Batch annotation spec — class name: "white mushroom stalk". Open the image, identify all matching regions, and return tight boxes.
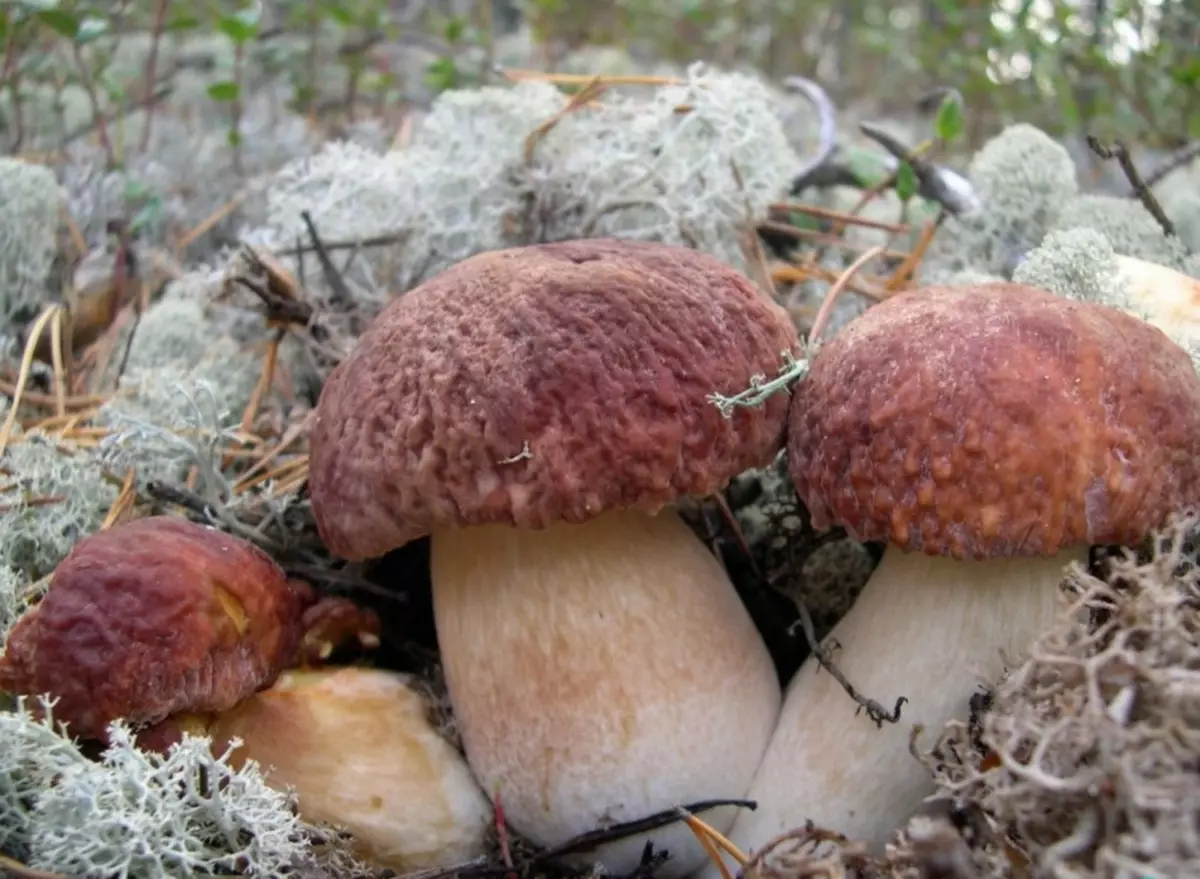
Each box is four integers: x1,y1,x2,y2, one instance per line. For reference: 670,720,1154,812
432,506,781,877
700,544,1083,874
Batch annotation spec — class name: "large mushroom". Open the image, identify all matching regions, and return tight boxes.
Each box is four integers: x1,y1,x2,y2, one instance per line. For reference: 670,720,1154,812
306,238,797,876
710,282,1200,864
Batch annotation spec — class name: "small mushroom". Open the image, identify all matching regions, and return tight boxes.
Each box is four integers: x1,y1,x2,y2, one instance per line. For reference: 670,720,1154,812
1111,254,1200,349
205,666,494,873
712,282,1200,863
0,515,313,743
307,239,797,876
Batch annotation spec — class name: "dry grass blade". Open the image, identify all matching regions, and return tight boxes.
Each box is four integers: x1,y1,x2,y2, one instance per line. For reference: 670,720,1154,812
0,303,66,457
58,203,87,261
771,262,889,302
0,852,66,879
233,411,313,493
48,299,68,418
808,245,886,347
769,202,909,234
678,808,750,879
524,79,608,164
500,68,684,87
100,467,138,530
887,216,938,291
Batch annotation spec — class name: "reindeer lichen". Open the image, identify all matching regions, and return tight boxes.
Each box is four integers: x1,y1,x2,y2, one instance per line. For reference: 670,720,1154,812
921,124,1077,282
0,158,67,331
926,513,1200,877
0,699,315,877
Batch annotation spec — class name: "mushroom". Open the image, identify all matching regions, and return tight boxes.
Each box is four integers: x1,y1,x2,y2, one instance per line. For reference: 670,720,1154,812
206,666,494,873
306,238,797,876
710,282,1200,864
0,515,313,743
1111,255,1200,349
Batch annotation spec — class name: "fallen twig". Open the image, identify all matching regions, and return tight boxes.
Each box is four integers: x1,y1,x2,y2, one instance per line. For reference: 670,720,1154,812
1086,135,1176,237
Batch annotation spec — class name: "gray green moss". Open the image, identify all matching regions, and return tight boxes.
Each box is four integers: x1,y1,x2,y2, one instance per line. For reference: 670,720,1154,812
1012,227,1127,306
0,158,67,331
922,123,1078,282
1050,194,1193,270
0,432,117,580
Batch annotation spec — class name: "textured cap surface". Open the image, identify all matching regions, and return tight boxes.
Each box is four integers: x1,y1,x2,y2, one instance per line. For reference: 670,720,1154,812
0,515,312,740
308,238,800,560
788,282,1200,559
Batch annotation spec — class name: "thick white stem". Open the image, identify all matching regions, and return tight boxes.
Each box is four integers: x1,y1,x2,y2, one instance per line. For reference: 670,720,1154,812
700,545,1084,875
431,506,781,878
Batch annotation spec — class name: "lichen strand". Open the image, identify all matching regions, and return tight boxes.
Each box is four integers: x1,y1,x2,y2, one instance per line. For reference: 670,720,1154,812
788,283,1200,559
308,238,799,561
0,516,312,741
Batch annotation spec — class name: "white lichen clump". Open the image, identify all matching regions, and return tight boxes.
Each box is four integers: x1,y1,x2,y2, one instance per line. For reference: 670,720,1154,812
58,93,318,261
1012,227,1127,305
922,123,1078,281
89,274,263,490
250,63,799,303
0,158,66,330
1,700,313,877
531,63,801,270
0,565,26,650
0,432,118,578
1051,193,1194,270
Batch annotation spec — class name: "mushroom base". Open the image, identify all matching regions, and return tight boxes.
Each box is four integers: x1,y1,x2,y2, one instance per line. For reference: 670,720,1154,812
430,506,782,878
703,544,1086,875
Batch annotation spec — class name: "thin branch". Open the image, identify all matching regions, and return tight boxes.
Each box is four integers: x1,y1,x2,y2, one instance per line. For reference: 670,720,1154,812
1086,135,1176,237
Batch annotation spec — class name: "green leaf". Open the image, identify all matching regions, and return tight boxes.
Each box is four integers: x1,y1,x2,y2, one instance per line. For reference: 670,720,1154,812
227,127,242,147
34,8,78,38
934,93,965,142
895,161,918,202
322,3,355,26
845,147,890,188
217,8,260,43
166,12,201,30
207,80,240,102
129,195,163,235
443,16,465,43
424,56,459,92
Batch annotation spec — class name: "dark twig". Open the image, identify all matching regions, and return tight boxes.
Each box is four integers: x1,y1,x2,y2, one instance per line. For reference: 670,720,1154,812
787,596,906,728
859,122,980,216
1142,140,1200,189
299,211,354,310
1086,135,1176,237
532,799,756,864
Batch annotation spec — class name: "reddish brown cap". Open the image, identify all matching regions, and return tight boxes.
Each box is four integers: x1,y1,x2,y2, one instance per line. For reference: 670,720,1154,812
788,282,1200,560
0,515,312,741
308,238,800,560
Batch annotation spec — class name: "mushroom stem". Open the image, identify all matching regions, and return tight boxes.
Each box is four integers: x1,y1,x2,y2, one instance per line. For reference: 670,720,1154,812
703,543,1085,872
430,506,782,878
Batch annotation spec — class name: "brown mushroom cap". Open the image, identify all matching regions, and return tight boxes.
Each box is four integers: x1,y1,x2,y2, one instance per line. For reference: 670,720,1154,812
0,515,312,741
309,238,800,560
788,282,1200,560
